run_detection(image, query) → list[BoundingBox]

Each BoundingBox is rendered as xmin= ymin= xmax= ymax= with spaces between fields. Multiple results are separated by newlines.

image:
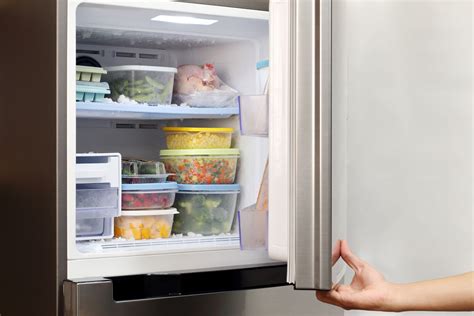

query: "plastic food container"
xmin=77 ymin=218 xmax=111 ymax=238
xmin=76 ymin=81 xmax=111 ymax=102
xmin=160 ymin=149 xmax=239 ymax=184
xmin=122 ymin=175 xmax=169 ymax=184
xmin=114 ymin=208 xmax=178 ymax=240
xmin=122 ymin=182 xmax=178 ymax=210
xmin=173 ymin=184 xmax=240 ymax=236
xmin=162 ymin=127 xmax=233 ymax=149
xmin=76 ymin=65 xmax=107 ymax=82
xmin=122 ymin=160 xmax=171 ymax=184
xmin=105 ymin=65 xmax=177 ymax=105
xmin=76 ymin=187 xmax=119 ymax=217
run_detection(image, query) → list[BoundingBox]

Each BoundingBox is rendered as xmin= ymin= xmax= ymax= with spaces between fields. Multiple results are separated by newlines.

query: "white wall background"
xmin=335 ymin=0 xmax=473 ymax=316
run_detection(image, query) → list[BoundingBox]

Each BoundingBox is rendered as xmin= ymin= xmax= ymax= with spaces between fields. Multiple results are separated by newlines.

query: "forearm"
xmin=389 ymin=272 xmax=474 ymax=312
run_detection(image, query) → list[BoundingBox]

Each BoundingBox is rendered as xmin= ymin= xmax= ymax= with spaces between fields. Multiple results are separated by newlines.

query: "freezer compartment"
xmin=64 ymin=265 xmax=287 ymax=315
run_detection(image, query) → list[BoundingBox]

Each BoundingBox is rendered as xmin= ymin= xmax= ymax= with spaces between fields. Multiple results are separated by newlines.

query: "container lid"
xmin=162 ymin=127 xmax=234 ymax=133
xmin=122 ymin=182 xmax=178 ymax=191
xmin=76 ymin=65 xmax=107 ymax=74
xmin=76 ymin=81 xmax=110 ymax=94
xmin=256 ymin=60 xmax=269 ymax=70
xmin=160 ymin=148 xmax=240 ymax=157
xmin=106 ymin=65 xmax=178 ymax=73
xmin=121 ymin=208 xmax=178 ymax=217
xmin=178 ymin=184 xmax=240 ymax=192
xmin=122 ymin=174 xmax=171 ymax=179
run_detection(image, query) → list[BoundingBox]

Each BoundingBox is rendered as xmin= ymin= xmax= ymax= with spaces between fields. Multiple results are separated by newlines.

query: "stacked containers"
xmin=160 ymin=127 xmax=241 ymax=236
xmin=115 ymin=160 xmax=178 ymax=240
xmin=76 ymin=153 xmax=122 ymax=240
xmin=76 ymin=66 xmax=110 ymax=102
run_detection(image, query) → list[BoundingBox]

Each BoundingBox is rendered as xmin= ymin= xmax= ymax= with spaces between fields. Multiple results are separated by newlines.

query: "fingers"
xmin=316 ymin=284 xmax=353 ymax=309
xmin=331 ymin=239 xmax=342 ymax=265
xmin=340 ymin=240 xmax=364 ymax=272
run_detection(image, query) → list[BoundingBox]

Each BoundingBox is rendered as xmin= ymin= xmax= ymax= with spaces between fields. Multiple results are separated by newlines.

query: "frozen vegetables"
xmin=173 ymin=193 xmax=236 ymax=235
xmin=115 ymin=214 xmax=174 ymax=240
xmin=110 ymin=76 xmax=174 ymax=104
xmin=162 ymin=157 xmax=238 ymax=184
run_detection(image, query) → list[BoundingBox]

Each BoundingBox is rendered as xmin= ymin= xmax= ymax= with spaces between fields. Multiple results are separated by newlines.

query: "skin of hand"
xmin=316 ymin=240 xmax=474 ymax=312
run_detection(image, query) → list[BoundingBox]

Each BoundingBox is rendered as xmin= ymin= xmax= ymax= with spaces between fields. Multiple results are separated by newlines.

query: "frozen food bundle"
xmin=173 ymin=64 xmax=239 ymax=108
xmin=105 ymin=65 xmax=177 ymax=105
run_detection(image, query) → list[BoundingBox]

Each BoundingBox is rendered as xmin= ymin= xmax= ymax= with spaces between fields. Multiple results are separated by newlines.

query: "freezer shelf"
xmin=76 ymin=234 xmax=240 ymax=253
xmin=76 ymin=102 xmax=239 ymax=120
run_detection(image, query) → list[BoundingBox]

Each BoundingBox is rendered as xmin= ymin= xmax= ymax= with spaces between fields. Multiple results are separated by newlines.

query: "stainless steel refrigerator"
xmin=0 ymin=0 xmax=346 ymax=315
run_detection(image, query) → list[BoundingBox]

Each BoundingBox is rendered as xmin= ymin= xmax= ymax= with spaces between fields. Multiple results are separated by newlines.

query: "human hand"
xmin=316 ymin=240 xmax=398 ymax=311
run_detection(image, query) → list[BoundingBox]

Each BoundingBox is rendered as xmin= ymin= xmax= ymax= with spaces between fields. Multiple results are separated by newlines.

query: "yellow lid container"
xmin=162 ymin=127 xmax=234 ymax=150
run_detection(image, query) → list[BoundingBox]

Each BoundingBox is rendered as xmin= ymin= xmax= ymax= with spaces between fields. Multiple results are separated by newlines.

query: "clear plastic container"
xmin=160 ymin=149 xmax=239 ymax=184
xmin=238 ymin=204 xmax=268 ymax=250
xmin=114 ymin=208 xmax=178 ymax=240
xmin=122 ymin=183 xmax=178 ymax=210
xmin=173 ymin=184 xmax=240 ymax=236
xmin=76 ymin=81 xmax=110 ymax=102
xmin=105 ymin=65 xmax=177 ymax=105
xmin=76 ymin=65 xmax=107 ymax=82
xmin=122 ymin=174 xmax=169 ymax=184
xmin=162 ymin=127 xmax=233 ymax=149
xmin=76 ymin=218 xmax=107 ymax=237
xmin=76 ymin=187 xmax=119 ymax=219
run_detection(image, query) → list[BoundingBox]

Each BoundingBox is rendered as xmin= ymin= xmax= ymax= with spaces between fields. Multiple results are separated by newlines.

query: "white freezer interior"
xmin=68 ymin=2 xmax=276 ymax=277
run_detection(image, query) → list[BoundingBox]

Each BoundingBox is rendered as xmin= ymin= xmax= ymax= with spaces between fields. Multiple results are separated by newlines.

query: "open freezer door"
xmin=268 ymin=0 xmax=345 ymax=290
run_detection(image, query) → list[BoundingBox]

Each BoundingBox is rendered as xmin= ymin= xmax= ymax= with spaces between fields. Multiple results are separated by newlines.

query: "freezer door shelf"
xmin=64 ymin=265 xmax=287 ymax=316
xmin=76 ymin=102 xmax=239 ymax=120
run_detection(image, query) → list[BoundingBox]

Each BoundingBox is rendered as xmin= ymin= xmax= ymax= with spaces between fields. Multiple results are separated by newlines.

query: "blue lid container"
xmin=122 ymin=182 xmax=178 ymax=191
xmin=177 ymin=184 xmax=240 ymax=192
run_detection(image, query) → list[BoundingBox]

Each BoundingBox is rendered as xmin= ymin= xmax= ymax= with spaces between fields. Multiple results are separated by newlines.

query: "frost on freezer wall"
xmin=332 ymin=0 xmax=473 ymax=315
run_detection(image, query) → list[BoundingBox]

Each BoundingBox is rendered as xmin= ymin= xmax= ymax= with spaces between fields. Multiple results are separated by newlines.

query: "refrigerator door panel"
xmin=64 ymin=265 xmax=287 ymax=316
xmin=268 ymin=0 xmax=335 ymax=290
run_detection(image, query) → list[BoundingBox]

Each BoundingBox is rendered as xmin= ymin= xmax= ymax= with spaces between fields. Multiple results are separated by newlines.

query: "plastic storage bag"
xmin=173 ymin=64 xmax=239 ymax=108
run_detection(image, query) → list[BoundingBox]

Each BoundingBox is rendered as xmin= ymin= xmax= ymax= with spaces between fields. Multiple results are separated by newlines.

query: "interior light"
xmin=151 ymin=15 xmax=218 ymax=26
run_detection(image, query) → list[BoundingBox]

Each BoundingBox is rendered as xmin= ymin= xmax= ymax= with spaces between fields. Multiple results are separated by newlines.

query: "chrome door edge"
xmin=293 ymin=0 xmax=332 ymax=290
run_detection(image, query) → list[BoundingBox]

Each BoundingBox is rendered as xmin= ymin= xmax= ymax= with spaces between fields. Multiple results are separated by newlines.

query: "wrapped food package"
xmin=173 ymin=64 xmax=239 ymax=108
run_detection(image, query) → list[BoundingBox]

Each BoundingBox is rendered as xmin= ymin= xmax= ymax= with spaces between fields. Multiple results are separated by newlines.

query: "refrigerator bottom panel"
xmin=64 ymin=265 xmax=287 ymax=316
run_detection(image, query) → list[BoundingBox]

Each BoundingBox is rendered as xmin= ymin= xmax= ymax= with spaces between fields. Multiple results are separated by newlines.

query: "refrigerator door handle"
xmin=292 ymin=0 xmax=332 ymax=290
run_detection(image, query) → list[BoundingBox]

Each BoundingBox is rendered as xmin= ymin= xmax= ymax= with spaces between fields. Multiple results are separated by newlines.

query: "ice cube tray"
xmin=76 ymin=81 xmax=110 ymax=102
xmin=76 ymin=65 xmax=107 ymax=82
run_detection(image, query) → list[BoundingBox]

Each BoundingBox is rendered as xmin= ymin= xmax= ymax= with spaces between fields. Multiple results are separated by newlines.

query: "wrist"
xmin=381 ymin=283 xmax=407 ymax=312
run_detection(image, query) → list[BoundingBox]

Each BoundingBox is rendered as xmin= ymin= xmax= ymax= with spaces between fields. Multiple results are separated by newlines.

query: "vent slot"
xmin=115 ymin=123 xmax=137 ymax=129
xmin=139 ymin=53 xmax=158 ymax=60
xmin=115 ymin=51 xmax=136 ymax=58
xmin=77 ymin=49 xmax=101 ymax=55
xmin=138 ymin=124 xmax=158 ymax=129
